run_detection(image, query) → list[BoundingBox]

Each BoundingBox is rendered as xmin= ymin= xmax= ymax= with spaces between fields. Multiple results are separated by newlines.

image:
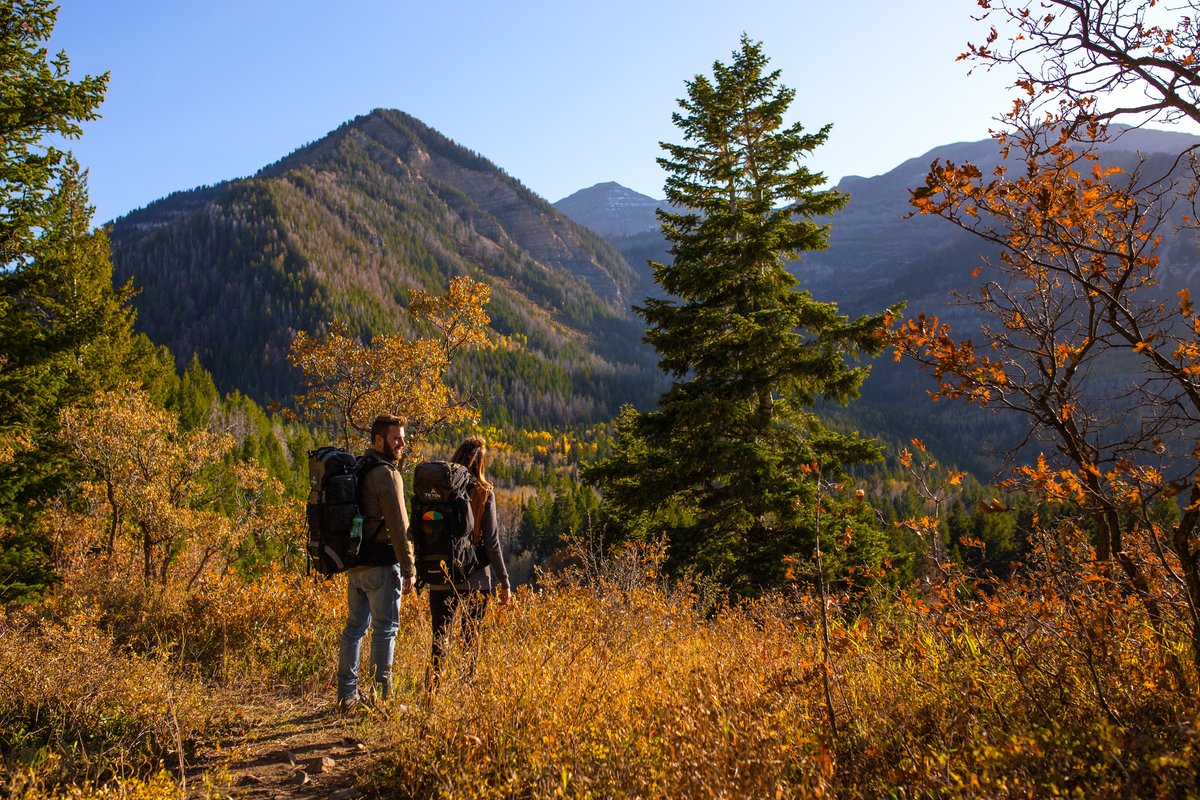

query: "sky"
xmin=49 ymin=0 xmax=1020 ymax=226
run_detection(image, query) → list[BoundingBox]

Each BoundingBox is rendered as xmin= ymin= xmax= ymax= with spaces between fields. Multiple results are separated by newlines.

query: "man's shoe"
xmin=337 ymin=694 xmax=360 ymax=713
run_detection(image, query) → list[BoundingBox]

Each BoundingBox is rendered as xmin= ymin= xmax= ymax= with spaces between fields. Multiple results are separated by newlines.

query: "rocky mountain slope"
xmin=808 ymin=127 xmax=1200 ymax=317
xmin=807 ymin=128 xmax=1200 ymax=467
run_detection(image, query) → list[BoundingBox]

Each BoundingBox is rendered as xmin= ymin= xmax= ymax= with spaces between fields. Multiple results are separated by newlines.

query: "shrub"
xmin=0 ymin=606 xmax=219 ymax=790
xmin=363 ymin=538 xmax=1200 ymax=799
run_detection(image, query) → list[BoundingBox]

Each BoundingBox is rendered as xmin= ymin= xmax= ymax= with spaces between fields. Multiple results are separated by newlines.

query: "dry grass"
xmin=6 ymin=770 xmax=181 ymax=800
xmin=375 ymin=584 xmax=832 ymax=799
xmin=366 ymin=543 xmax=1200 ymax=799
xmin=5 ymin=532 xmax=1199 ymax=798
xmin=0 ymin=604 xmax=217 ymax=793
xmin=54 ymin=559 xmax=347 ymax=690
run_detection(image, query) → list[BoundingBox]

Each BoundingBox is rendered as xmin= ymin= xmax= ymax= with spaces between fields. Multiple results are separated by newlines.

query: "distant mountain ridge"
xmin=109 ymin=109 xmax=661 ymax=424
xmin=555 ymin=125 xmax=1200 ymax=473
xmin=808 ymin=126 xmax=1200 ymax=319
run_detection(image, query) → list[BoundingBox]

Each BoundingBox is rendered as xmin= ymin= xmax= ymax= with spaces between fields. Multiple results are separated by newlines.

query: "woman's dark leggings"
xmin=428 ymin=588 xmax=488 ymax=674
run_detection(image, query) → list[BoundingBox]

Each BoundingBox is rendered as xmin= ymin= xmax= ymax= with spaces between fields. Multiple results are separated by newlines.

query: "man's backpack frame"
xmin=306 ymin=447 xmax=388 ymax=578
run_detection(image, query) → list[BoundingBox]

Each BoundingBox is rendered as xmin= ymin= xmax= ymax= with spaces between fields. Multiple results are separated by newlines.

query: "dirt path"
xmin=184 ymin=693 xmax=385 ymax=800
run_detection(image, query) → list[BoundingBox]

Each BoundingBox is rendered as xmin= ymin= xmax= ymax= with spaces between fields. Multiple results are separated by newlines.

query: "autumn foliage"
xmin=355 ymin=534 xmax=1197 ymax=799
xmin=896 ymin=95 xmax=1200 ymax=696
xmin=287 ymin=275 xmax=492 ymax=455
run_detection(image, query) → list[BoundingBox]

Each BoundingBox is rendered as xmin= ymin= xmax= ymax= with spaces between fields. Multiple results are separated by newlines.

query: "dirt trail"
xmin=184 ymin=694 xmax=385 ymax=799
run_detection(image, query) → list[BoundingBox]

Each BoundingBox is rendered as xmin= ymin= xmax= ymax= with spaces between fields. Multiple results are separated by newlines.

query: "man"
xmin=336 ymin=413 xmax=416 ymax=710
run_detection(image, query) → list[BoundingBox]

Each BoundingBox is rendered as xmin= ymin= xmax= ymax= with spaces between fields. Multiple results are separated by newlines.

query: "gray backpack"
xmin=410 ymin=460 xmax=477 ymax=588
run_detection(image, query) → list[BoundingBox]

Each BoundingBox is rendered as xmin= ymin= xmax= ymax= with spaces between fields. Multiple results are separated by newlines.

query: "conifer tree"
xmin=0 ymin=2 xmax=171 ymax=596
xmin=588 ymin=37 xmax=895 ymax=594
xmin=0 ymin=2 xmax=106 ymax=268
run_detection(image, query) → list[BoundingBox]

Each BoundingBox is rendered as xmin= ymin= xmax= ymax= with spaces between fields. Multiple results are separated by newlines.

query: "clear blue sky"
xmin=51 ymin=0 xmax=1016 ymax=225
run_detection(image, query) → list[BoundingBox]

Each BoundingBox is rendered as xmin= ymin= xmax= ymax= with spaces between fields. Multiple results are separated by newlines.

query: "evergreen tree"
xmin=0 ymin=1 xmax=107 ymax=268
xmin=0 ymin=2 xmax=171 ymax=596
xmin=1 ymin=1 xmax=107 ymax=518
xmin=0 ymin=159 xmax=171 ymax=519
xmin=176 ymin=354 xmax=220 ymax=431
xmin=587 ymin=37 xmax=895 ymax=595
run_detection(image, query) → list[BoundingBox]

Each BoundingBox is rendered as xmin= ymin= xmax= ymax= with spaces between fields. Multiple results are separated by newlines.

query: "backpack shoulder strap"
xmin=356 ymin=450 xmax=393 ymax=473
xmin=356 ymin=453 xmax=395 ymax=540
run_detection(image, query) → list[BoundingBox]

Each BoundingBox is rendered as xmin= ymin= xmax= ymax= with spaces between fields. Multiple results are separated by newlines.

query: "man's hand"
xmin=497 ymin=584 xmax=513 ymax=606
xmin=401 ymin=575 xmax=416 ymax=596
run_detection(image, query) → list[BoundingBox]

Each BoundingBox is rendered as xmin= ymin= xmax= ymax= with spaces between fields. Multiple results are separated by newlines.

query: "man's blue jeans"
xmin=337 ymin=564 xmax=403 ymax=701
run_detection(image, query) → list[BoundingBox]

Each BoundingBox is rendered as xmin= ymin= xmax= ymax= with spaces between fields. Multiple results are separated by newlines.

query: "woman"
xmin=427 ymin=435 xmax=512 ymax=676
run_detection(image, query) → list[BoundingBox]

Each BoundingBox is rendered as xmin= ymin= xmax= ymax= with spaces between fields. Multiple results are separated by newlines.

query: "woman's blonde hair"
xmin=450 ymin=434 xmax=491 ymax=490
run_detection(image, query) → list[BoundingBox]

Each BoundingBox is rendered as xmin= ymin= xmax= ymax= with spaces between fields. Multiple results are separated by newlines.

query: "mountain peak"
xmin=558 ymin=181 xmax=657 ymax=201
xmin=107 ymin=109 xmax=653 ymax=416
xmin=554 ymin=182 xmax=667 ymax=238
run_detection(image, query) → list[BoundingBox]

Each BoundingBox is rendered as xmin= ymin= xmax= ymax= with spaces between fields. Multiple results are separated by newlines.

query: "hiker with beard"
xmin=336 ymin=413 xmax=415 ymax=710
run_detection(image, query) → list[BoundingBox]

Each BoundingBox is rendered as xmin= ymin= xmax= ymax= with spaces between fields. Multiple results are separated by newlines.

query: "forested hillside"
xmin=109 ymin=109 xmax=661 ymax=425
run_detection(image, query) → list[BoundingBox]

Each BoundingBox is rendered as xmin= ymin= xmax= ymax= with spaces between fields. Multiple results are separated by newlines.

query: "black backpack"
xmin=306 ymin=447 xmax=388 ymax=578
xmin=410 ymin=461 xmax=477 ymax=588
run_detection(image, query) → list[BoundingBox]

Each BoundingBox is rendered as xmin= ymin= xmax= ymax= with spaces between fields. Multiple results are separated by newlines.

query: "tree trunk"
xmin=106 ymin=481 xmax=119 ymax=555
xmin=142 ymin=524 xmax=153 ymax=587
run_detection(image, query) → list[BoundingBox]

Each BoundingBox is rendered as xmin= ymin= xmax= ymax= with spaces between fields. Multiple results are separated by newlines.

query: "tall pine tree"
xmin=0 ymin=2 xmax=173 ymax=598
xmin=588 ymin=37 xmax=896 ymax=595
